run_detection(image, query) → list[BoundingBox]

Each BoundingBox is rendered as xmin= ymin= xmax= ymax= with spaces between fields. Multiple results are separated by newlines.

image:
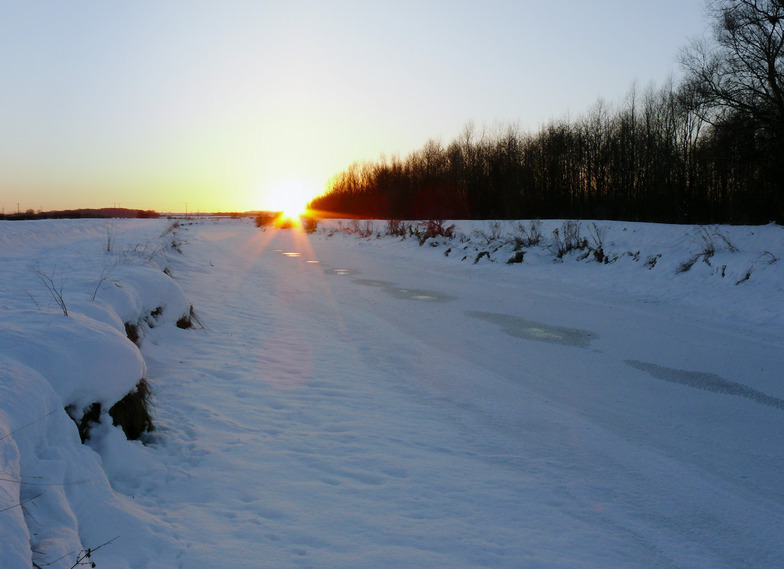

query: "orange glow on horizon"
xmin=266 ymin=179 xmax=319 ymax=221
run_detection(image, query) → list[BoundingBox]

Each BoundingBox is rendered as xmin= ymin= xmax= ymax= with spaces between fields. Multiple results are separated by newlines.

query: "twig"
xmin=0 ymin=409 xmax=58 ymax=441
xmin=33 ymin=269 xmax=68 ymax=316
xmin=26 ymin=290 xmax=42 ymax=311
xmin=0 ymin=491 xmax=44 ymax=513
xmin=0 ymin=476 xmax=90 ymax=487
xmin=91 ymin=265 xmax=115 ymax=301
xmin=33 ymin=536 xmax=119 ymax=568
xmin=70 ymin=537 xmax=120 ymax=568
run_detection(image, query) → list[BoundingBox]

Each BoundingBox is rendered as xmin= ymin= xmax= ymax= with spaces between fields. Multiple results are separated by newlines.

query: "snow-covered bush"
xmin=255 ymin=212 xmax=278 ymax=228
xmin=473 ymin=221 xmax=504 ymax=245
xmin=302 ymin=215 xmax=319 ymax=233
xmin=508 ymin=220 xmax=543 ymax=249
xmin=677 ymin=226 xmax=739 ymax=273
xmin=506 ymin=250 xmax=526 ymax=264
xmin=414 ymin=220 xmax=456 ymax=245
xmin=385 ymin=219 xmax=410 ymax=237
xmin=549 ymin=220 xmax=588 ymax=258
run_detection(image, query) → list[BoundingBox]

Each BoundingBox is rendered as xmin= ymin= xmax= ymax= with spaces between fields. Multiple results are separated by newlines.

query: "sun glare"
xmin=269 ymin=179 xmax=317 ymax=221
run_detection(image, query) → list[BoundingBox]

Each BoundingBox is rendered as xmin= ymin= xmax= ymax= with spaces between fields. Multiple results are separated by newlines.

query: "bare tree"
xmin=681 ymin=0 xmax=784 ymax=135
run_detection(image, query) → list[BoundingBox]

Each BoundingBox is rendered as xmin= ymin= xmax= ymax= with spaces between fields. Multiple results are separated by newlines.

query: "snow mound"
xmin=0 ymin=218 xmax=191 ymax=568
xmin=1 ymin=312 xmax=145 ymax=414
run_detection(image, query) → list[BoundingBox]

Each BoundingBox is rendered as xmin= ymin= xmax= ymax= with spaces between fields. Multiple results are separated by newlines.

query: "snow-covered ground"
xmin=1 ymin=217 xmax=783 ymax=568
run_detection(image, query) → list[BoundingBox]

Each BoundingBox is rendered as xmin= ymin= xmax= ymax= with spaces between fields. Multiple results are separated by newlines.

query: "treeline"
xmin=1 ymin=208 xmax=160 ymax=221
xmin=311 ymin=0 xmax=783 ymax=224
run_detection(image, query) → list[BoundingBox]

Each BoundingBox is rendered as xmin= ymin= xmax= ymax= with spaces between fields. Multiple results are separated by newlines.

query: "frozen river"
xmin=2 ymin=217 xmax=783 ymax=568
xmin=135 ymin=221 xmax=784 ymax=568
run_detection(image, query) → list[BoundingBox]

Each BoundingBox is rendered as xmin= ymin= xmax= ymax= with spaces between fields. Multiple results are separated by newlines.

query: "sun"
xmin=268 ymin=179 xmax=317 ymax=221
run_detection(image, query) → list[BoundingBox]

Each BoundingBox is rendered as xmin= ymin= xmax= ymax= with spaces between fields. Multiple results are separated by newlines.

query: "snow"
xmin=1 ymin=217 xmax=783 ymax=568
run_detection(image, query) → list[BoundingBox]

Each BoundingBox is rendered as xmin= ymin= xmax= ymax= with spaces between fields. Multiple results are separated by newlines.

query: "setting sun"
xmin=267 ymin=179 xmax=318 ymax=220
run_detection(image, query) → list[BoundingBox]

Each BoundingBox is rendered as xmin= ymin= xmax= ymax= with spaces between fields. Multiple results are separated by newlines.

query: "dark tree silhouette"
xmin=681 ymin=0 xmax=784 ymax=221
xmin=310 ymin=3 xmax=783 ymax=225
xmin=681 ymin=0 xmax=784 ymax=136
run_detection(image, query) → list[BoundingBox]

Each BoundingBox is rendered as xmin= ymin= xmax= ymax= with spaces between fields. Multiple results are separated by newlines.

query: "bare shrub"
xmin=472 ymin=221 xmax=504 ymax=245
xmin=108 ymin=378 xmax=154 ymax=440
xmin=509 ymin=220 xmax=543 ymax=249
xmin=506 ymin=250 xmax=525 ymax=264
xmin=694 ymin=225 xmax=739 ymax=259
xmin=275 ymin=216 xmax=295 ymax=229
xmin=176 ymin=305 xmax=204 ymax=329
xmin=105 ymin=224 xmax=115 ymax=253
xmin=301 ymin=216 xmax=319 ymax=234
xmin=474 ymin=251 xmax=491 ymax=264
xmin=587 ymin=223 xmax=608 ymax=262
xmin=160 ymin=220 xmax=179 ymax=236
xmin=119 ymin=239 xmax=162 ymax=263
xmin=736 ymin=267 xmax=753 ymax=284
xmin=336 ymin=219 xmax=375 ymax=237
xmin=255 ymin=212 xmax=278 ymax=228
xmin=34 ymin=268 xmax=68 ymax=316
xmin=645 ymin=254 xmax=662 ymax=269
xmin=360 ymin=220 xmax=375 ymax=238
xmin=169 ymin=238 xmax=184 ymax=254
xmin=65 ymin=402 xmax=101 ymax=443
xmin=550 ymin=221 xmax=588 ymax=258
xmin=65 ymin=536 xmax=120 ymax=569
xmin=91 ymin=264 xmax=115 ymax=301
xmin=414 ymin=220 xmax=455 ymax=245
xmin=386 ymin=219 xmax=411 ymax=237
xmin=345 ymin=219 xmax=375 ymax=238
xmin=124 ymin=321 xmax=141 ymax=344
xmin=64 ymin=378 xmax=155 ymax=442
xmin=713 ymin=229 xmax=738 ymax=253
xmin=694 ymin=226 xmax=716 ymax=263
xmin=683 ymin=226 xmax=739 ymax=271
xmin=676 ymin=255 xmax=700 ymax=273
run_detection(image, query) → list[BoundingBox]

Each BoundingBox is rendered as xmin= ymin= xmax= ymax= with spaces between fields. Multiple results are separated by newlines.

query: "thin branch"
xmin=0 ymin=409 xmax=58 ymax=441
xmin=26 ymin=290 xmax=42 ymax=311
xmin=91 ymin=265 xmax=115 ymax=301
xmin=0 ymin=476 xmax=90 ymax=487
xmin=0 ymin=491 xmax=44 ymax=513
xmin=33 ymin=269 xmax=68 ymax=316
xmin=33 ymin=536 xmax=119 ymax=568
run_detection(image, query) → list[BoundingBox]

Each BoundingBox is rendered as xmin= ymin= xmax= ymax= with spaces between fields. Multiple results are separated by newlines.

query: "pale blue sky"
xmin=0 ymin=1 xmax=707 ymax=212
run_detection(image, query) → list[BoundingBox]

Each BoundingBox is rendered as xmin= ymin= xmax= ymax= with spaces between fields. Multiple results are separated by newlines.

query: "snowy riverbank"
xmin=2 ymin=217 xmax=783 ymax=568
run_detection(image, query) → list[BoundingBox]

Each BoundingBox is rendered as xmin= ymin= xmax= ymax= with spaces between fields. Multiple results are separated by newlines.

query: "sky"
xmin=0 ymin=1 xmax=708 ymax=214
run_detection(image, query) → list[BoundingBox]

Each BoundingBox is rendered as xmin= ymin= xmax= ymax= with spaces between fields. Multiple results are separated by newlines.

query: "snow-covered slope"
xmin=1 ymin=219 xmax=191 ymax=569
xmin=1 ymin=217 xmax=782 ymax=568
